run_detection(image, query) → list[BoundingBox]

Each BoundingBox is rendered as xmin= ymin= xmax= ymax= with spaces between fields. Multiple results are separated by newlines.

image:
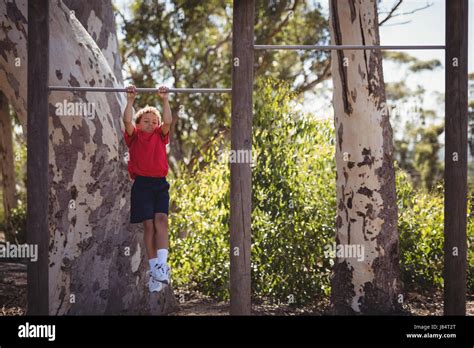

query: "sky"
xmin=113 ymin=0 xmax=473 ymax=119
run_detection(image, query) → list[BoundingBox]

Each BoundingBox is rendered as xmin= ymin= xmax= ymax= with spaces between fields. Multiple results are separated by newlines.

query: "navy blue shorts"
xmin=130 ymin=176 xmax=170 ymax=224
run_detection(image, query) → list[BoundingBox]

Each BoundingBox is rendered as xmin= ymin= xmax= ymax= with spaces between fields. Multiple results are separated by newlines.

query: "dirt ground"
xmin=0 ymin=262 xmax=27 ymax=316
xmin=1 ymin=261 xmax=472 ymax=316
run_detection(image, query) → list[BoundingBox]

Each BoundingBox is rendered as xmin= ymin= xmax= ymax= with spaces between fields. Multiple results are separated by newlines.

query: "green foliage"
xmin=412 ymin=124 xmax=444 ymax=189
xmin=398 ymin=173 xmax=474 ymax=293
xmin=469 ymin=216 xmax=474 ymax=293
xmin=397 ymin=172 xmax=444 ymax=290
xmin=251 ymin=79 xmax=336 ymax=304
xmin=169 ymin=148 xmax=230 ymax=299
xmin=10 ymin=193 xmax=26 ymax=244
xmin=13 ymin=130 xmax=27 ymax=191
xmin=409 ymin=59 xmax=442 ymax=73
xmin=384 ymin=52 xmax=445 ymax=192
xmin=393 ymin=115 xmax=444 ymax=190
xmin=168 ymin=78 xmax=473 ymax=305
xmin=0 ymin=111 xmax=26 ymax=243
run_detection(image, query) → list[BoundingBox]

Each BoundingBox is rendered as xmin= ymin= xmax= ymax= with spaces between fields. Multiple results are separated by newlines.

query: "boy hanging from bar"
xmin=122 ymin=84 xmax=173 ymax=293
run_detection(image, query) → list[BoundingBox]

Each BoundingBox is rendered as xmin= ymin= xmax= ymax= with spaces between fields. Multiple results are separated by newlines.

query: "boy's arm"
xmin=157 ymin=86 xmax=172 ymax=135
xmin=123 ymin=85 xmax=136 ymax=137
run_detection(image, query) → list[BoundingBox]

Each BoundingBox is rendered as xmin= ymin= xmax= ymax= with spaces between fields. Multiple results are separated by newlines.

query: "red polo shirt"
xmin=124 ymin=126 xmax=169 ymax=179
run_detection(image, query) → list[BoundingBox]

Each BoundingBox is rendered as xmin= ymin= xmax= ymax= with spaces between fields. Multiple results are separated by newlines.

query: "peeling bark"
xmin=0 ymin=0 xmax=27 ymax=131
xmin=329 ymin=0 xmax=401 ymax=315
xmin=0 ymin=0 xmax=178 ymax=315
xmin=63 ymin=0 xmax=123 ymax=84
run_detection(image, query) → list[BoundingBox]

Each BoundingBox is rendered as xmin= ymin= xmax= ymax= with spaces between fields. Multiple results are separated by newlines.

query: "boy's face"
xmin=137 ymin=112 xmax=158 ymax=133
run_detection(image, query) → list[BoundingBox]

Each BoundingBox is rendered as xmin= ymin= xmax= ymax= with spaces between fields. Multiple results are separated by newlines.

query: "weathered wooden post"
xmin=230 ymin=0 xmax=254 ymax=315
xmin=27 ymin=0 xmax=50 ymax=315
xmin=444 ymin=0 xmax=468 ymax=316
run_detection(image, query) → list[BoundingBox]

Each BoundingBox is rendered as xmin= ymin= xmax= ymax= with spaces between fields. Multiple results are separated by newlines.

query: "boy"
xmin=123 ymin=84 xmax=172 ymax=293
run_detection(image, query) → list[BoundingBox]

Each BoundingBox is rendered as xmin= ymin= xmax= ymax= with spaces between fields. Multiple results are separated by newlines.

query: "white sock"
xmin=148 ymin=257 xmax=159 ymax=270
xmin=157 ymin=249 xmax=168 ymax=265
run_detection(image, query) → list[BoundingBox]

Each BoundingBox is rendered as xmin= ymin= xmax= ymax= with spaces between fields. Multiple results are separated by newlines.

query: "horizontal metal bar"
xmin=254 ymin=44 xmax=446 ymax=51
xmin=48 ymin=86 xmax=232 ymax=93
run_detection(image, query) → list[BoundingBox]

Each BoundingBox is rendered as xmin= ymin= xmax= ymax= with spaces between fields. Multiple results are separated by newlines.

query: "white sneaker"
xmin=151 ymin=263 xmax=171 ymax=284
xmin=147 ymin=271 xmax=164 ymax=293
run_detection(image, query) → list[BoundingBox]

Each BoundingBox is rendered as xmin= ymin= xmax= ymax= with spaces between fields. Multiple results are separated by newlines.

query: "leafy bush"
xmin=398 ymin=171 xmax=474 ymax=293
xmin=169 ymin=148 xmax=230 ymax=299
xmin=469 ymin=216 xmax=474 ymax=292
xmin=251 ymin=79 xmax=336 ymax=304
xmin=397 ymin=172 xmax=445 ymax=290
xmin=10 ymin=201 xmax=26 ymax=244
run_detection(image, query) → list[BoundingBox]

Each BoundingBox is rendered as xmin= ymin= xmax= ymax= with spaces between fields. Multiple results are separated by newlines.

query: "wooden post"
xmin=27 ymin=0 xmax=49 ymax=315
xmin=230 ymin=0 xmax=254 ymax=315
xmin=444 ymin=0 xmax=468 ymax=316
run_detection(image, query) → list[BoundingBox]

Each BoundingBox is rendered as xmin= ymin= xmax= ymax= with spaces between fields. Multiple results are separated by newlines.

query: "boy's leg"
xmin=152 ymin=213 xmax=170 ymax=283
xmin=144 ymin=218 xmax=164 ymax=292
xmin=153 ymin=213 xmax=169 ymax=250
xmin=151 ymin=179 xmax=170 ymax=282
xmin=143 ymin=219 xmax=157 ymax=260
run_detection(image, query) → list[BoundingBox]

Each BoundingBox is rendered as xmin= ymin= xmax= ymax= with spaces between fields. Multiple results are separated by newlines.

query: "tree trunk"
xmin=328 ymin=0 xmax=401 ymax=314
xmin=0 ymin=0 xmax=178 ymax=315
xmin=62 ymin=0 xmax=124 ymax=84
xmin=0 ymin=0 xmax=27 ymax=132
xmin=0 ymin=91 xmax=17 ymax=243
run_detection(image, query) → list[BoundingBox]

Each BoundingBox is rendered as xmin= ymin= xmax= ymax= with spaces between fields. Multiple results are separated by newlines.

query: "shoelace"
xmin=154 ymin=264 xmax=169 ymax=275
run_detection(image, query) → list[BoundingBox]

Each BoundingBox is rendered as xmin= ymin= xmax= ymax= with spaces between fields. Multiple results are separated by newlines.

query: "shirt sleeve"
xmin=124 ymin=127 xmax=137 ymax=148
xmin=156 ymin=125 xmax=169 ymax=145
